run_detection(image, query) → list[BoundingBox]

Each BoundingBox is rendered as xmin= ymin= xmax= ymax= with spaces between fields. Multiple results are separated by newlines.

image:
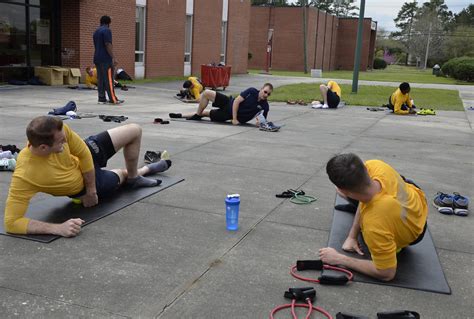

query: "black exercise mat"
xmin=170 ymin=118 xmax=255 ymax=127
xmin=0 ymin=175 xmax=184 ymax=243
xmin=173 ymin=96 xmax=199 ymax=103
xmin=327 ymin=194 xmax=451 ymax=294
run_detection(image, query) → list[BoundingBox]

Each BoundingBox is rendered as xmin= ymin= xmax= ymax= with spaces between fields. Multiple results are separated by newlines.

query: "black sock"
xmin=127 ymin=176 xmax=162 ymax=188
xmin=169 ymin=113 xmax=182 ymax=118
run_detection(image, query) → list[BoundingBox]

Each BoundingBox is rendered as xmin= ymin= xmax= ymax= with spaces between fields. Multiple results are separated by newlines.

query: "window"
xmin=220 ymin=21 xmax=227 ymax=64
xmin=135 ymin=6 xmax=145 ymax=63
xmin=184 ymin=14 xmax=193 ymax=63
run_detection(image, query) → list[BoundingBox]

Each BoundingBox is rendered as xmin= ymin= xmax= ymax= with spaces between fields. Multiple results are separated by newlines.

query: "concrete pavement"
xmin=0 ymin=75 xmax=473 ymax=318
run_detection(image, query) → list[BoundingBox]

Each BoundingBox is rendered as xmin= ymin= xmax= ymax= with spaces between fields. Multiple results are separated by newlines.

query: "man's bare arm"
xmin=319 ymin=247 xmax=396 ymax=281
xmin=105 ymin=42 xmax=116 ymax=65
xmin=27 ymin=218 xmax=85 ymax=237
xmin=80 ymin=170 xmax=98 ymax=207
xmin=231 ymin=96 xmax=244 ymax=125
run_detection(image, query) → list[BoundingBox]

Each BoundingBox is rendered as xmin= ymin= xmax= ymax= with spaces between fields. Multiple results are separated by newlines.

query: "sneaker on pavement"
xmin=433 ymin=192 xmax=454 ymax=215
xmin=169 ymin=113 xmax=182 ymax=118
xmin=259 ymin=122 xmax=281 ymax=132
xmin=311 ymin=103 xmax=323 ymax=109
xmin=322 ymin=104 xmax=329 ymax=109
xmin=453 ymin=192 xmax=469 ymax=216
xmin=144 ymin=151 xmax=161 ymax=164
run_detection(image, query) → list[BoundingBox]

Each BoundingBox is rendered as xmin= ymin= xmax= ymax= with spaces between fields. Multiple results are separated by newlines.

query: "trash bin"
xmin=200 ymin=65 xmax=231 ymax=90
xmin=432 ymin=64 xmax=441 ymax=76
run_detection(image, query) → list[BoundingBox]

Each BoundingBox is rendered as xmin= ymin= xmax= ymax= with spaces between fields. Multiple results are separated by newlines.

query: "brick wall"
xmin=248 ymin=7 xmax=269 ymax=70
xmin=335 ymin=18 xmax=373 ymax=71
xmin=227 ymin=0 xmax=251 ymax=74
xmin=193 ymin=0 xmax=223 ymax=76
xmin=306 ymin=8 xmax=317 ymax=70
xmin=146 ymin=0 xmax=186 ymax=77
xmin=61 ymin=0 xmax=135 ymax=79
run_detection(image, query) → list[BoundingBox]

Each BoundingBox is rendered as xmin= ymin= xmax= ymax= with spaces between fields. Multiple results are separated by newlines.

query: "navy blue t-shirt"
xmin=93 ymin=25 xmax=113 ymax=64
xmin=229 ymin=88 xmax=269 ymax=123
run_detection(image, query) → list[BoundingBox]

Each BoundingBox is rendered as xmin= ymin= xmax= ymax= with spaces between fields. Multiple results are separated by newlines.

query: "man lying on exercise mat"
xmin=169 ymin=83 xmax=273 ymax=126
xmin=319 ymin=153 xmax=428 ymax=281
xmin=4 ymin=116 xmax=171 ymax=237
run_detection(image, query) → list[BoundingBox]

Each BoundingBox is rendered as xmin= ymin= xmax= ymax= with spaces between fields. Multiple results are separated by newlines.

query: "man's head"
xmin=100 ymin=15 xmax=111 ymax=26
xmin=258 ymin=83 xmax=273 ymax=100
xmin=326 ymin=153 xmax=371 ymax=196
xmin=399 ymin=82 xmax=410 ymax=94
xmin=26 ymin=116 xmax=66 ymax=153
xmin=183 ymin=80 xmax=193 ymax=89
xmin=85 ymin=67 xmax=93 ymax=76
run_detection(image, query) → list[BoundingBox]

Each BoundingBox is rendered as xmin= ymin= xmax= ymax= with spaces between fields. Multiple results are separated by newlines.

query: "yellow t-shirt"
xmin=188 ymin=76 xmax=203 ymax=100
xmin=359 ymin=160 xmax=428 ymax=269
xmin=4 ymin=124 xmax=94 ymax=234
xmin=85 ymin=68 xmax=98 ymax=87
xmin=390 ymin=88 xmax=413 ymax=115
xmin=328 ymin=80 xmax=341 ymax=98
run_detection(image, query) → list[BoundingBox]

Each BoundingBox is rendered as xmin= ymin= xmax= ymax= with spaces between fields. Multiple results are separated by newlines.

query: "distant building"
xmin=248 ymin=6 xmax=377 ymax=72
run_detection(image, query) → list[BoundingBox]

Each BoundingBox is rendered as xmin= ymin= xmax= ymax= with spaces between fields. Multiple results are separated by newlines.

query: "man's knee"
xmin=203 ymin=89 xmax=216 ymax=101
xmin=125 ymin=123 xmax=142 ymax=137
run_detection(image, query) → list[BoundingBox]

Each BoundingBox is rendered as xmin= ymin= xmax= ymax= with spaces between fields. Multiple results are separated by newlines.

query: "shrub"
xmin=373 ymin=58 xmax=387 ymax=69
xmin=441 ymin=57 xmax=474 ymax=82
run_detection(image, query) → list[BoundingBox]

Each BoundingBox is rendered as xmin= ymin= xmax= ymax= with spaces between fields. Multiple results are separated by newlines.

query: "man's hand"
xmin=80 ymin=192 xmax=98 ymax=208
xmin=319 ymin=247 xmax=344 ymax=265
xmin=342 ymin=236 xmax=365 ymax=255
xmin=55 ymin=218 xmax=84 ymax=237
xmin=232 ymin=118 xmax=239 ymax=125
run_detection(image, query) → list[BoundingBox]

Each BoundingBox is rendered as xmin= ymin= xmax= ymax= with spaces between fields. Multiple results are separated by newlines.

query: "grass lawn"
xmin=250 ymin=65 xmax=473 ymax=85
xmin=270 ymin=83 xmax=464 ymax=111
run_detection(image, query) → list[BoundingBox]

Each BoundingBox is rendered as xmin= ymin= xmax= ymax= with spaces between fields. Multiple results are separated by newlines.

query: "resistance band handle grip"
xmin=296 ymin=260 xmax=324 ymax=271
xmin=336 ymin=312 xmax=370 ymax=319
xmin=318 ymin=274 xmax=349 ymax=285
xmin=377 ymin=310 xmax=420 ymax=319
xmin=284 ymin=288 xmax=316 ymax=302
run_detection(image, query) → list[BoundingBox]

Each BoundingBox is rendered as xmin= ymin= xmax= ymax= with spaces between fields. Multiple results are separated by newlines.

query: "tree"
xmin=392 ymin=1 xmax=419 ymax=64
xmin=307 ymin=0 xmax=358 ymax=17
xmin=444 ymin=25 xmax=474 ymax=58
xmin=251 ymin=0 xmax=289 ymax=6
xmin=449 ymin=4 xmax=474 ymax=29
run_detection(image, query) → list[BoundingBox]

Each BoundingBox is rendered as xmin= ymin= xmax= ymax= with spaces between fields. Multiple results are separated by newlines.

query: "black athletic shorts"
xmin=79 ymin=131 xmax=120 ymax=198
xmin=209 ymin=92 xmax=232 ymax=122
xmin=327 ymin=89 xmax=340 ymax=108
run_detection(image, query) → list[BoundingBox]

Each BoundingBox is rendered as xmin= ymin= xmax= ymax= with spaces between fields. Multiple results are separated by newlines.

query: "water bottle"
xmin=225 ymin=194 xmax=240 ymax=231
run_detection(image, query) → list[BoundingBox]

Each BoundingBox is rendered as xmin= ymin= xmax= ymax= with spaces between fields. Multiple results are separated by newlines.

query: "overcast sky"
xmin=287 ymin=1 xmax=471 ymax=31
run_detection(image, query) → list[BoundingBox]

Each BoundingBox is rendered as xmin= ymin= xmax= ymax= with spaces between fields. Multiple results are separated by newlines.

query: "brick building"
xmin=248 ymin=6 xmax=377 ymax=72
xmin=0 ymin=0 xmax=250 ymax=81
xmin=0 ymin=1 xmax=376 ymax=82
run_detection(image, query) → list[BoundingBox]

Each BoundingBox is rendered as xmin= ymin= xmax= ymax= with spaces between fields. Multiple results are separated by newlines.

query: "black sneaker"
xmin=98 ymin=99 xmax=107 ymax=105
xmin=169 ymin=113 xmax=182 ymax=118
xmin=186 ymin=114 xmax=202 ymax=121
xmin=144 ymin=151 xmax=161 ymax=164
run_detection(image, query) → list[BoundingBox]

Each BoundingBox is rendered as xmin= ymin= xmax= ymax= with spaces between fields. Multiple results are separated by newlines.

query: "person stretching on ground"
xmin=4 ymin=116 xmax=171 ymax=237
xmin=169 ymin=83 xmax=273 ymax=126
xmin=319 ymin=153 xmax=428 ymax=281
xmin=387 ymin=82 xmax=416 ymax=115
xmin=177 ymin=76 xmax=203 ymax=101
xmin=85 ymin=66 xmax=125 ymax=90
xmin=312 ymin=80 xmax=341 ymax=109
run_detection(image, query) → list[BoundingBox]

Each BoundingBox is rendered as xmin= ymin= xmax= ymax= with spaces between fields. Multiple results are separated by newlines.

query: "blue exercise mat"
xmin=327 ymin=194 xmax=451 ymax=294
xmin=0 ymin=175 xmax=184 ymax=243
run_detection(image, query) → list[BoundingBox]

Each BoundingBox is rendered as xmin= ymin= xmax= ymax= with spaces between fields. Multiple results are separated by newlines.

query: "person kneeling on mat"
xmin=4 ymin=116 xmax=171 ymax=237
xmin=169 ymin=83 xmax=273 ymax=126
xmin=387 ymin=82 xmax=416 ymax=115
xmin=319 ymin=153 xmax=428 ymax=281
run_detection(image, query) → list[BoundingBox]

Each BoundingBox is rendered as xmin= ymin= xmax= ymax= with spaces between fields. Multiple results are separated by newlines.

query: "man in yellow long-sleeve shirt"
xmin=319 ymin=153 xmax=428 ymax=281
xmin=178 ymin=76 xmax=203 ymax=101
xmin=388 ymin=82 xmax=416 ymax=115
xmin=4 ymin=116 xmax=172 ymax=237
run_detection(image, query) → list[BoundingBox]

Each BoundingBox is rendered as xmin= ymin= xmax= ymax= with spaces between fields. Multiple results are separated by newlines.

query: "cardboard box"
xmin=64 ymin=68 xmax=81 ymax=85
xmin=34 ymin=66 xmax=66 ymax=85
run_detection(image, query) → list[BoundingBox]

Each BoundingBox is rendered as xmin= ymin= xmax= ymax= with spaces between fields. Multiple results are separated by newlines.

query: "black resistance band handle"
xmin=336 ymin=312 xmax=370 ymax=319
xmin=297 ymin=260 xmax=324 ymax=271
xmin=284 ymin=287 xmax=316 ymax=302
xmin=377 ymin=310 xmax=420 ymax=319
xmin=318 ymin=274 xmax=349 ymax=285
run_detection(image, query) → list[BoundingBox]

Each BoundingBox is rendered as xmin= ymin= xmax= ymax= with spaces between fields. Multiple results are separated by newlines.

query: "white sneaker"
xmin=311 ymin=103 xmax=323 ymax=109
xmin=322 ymin=104 xmax=329 ymax=109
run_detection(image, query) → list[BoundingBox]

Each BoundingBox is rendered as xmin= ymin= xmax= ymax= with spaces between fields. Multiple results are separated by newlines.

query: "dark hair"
xmin=100 ymin=15 xmax=111 ymax=25
xmin=326 ymin=153 xmax=371 ymax=193
xmin=263 ymin=83 xmax=273 ymax=91
xmin=26 ymin=116 xmax=63 ymax=147
xmin=399 ymin=82 xmax=410 ymax=92
xmin=183 ymin=80 xmax=192 ymax=89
